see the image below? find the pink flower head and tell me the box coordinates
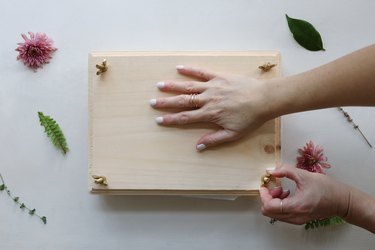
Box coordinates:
[296,141,331,174]
[15,32,57,71]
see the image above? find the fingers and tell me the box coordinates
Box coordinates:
[176,65,217,81]
[156,109,207,126]
[260,186,291,218]
[269,186,283,198]
[156,81,207,94]
[150,94,206,109]
[196,129,239,151]
[270,165,301,184]
[268,186,290,199]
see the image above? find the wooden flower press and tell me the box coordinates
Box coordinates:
[89,51,281,195]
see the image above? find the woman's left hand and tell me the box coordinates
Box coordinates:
[150,65,274,151]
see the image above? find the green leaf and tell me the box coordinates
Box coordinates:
[20,203,26,209]
[38,112,69,155]
[0,184,5,191]
[305,216,345,230]
[13,197,19,202]
[286,14,325,51]
[29,209,36,215]
[41,216,47,224]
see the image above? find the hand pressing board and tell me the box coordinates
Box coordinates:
[89,51,281,195]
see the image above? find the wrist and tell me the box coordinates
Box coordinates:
[335,182,352,219]
[261,77,294,119]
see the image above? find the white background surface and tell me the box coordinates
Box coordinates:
[1,0,375,249]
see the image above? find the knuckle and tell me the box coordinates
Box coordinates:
[159,99,166,106]
[210,95,222,105]
[205,136,216,146]
[178,112,189,124]
[206,109,223,121]
[185,82,195,93]
[177,96,187,108]
[167,82,176,90]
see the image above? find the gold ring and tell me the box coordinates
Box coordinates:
[190,94,199,109]
[280,200,283,213]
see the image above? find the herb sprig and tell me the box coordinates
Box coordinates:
[0,173,47,224]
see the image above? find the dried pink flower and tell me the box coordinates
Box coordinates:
[15,32,57,71]
[296,141,331,174]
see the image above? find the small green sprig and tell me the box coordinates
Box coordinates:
[38,111,69,155]
[0,173,47,224]
[305,216,345,230]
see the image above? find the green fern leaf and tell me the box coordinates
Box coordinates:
[38,112,69,155]
[305,216,345,230]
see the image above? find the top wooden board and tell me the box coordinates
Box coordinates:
[89,51,281,195]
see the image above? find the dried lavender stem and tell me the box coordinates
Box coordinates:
[337,107,372,148]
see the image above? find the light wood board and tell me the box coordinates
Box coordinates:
[89,51,281,195]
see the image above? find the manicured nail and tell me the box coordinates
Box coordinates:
[156,81,165,89]
[266,167,276,173]
[197,144,206,151]
[149,99,157,107]
[155,116,164,124]
[176,65,184,70]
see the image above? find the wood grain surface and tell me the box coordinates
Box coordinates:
[89,51,281,195]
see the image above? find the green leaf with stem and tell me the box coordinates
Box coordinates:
[286,14,325,51]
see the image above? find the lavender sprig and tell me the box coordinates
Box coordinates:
[338,107,372,148]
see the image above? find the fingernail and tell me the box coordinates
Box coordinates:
[176,65,184,70]
[197,144,206,151]
[271,186,282,191]
[266,167,276,173]
[155,117,164,124]
[156,81,165,89]
[149,99,157,107]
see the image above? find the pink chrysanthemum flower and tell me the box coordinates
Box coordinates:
[15,32,57,71]
[296,141,331,174]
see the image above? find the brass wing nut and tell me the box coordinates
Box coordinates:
[92,175,108,186]
[259,63,277,72]
[261,173,272,187]
[96,59,108,75]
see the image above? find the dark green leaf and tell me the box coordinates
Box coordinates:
[29,209,36,215]
[20,203,26,209]
[0,184,5,191]
[286,14,325,51]
[41,216,47,224]
[13,197,19,202]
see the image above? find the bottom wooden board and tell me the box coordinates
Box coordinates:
[89,51,281,195]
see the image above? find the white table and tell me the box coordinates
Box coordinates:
[1,0,374,249]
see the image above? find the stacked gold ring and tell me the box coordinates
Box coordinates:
[189,94,199,109]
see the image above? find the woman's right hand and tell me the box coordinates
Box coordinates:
[260,165,351,225]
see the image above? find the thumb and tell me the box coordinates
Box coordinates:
[196,129,239,151]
